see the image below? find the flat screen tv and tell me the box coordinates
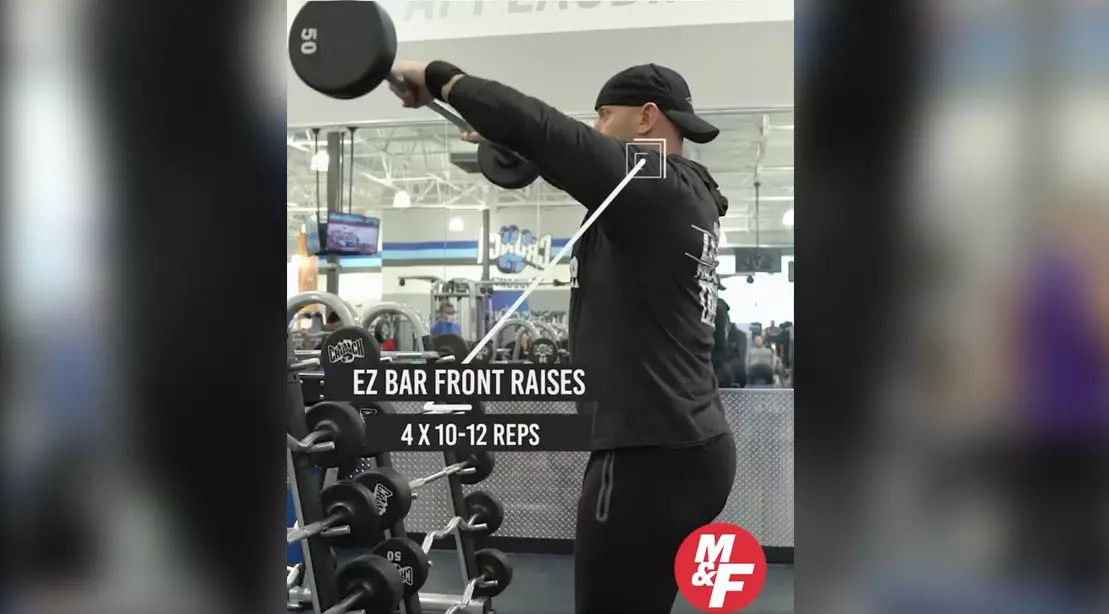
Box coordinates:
[324,212,380,256]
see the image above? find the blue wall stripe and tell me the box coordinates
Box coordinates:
[336,255,382,267]
[383,241,477,250]
[383,248,477,261]
[315,237,574,267]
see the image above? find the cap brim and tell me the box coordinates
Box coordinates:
[664,109,720,144]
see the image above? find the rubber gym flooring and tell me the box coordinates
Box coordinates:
[293,552,795,613]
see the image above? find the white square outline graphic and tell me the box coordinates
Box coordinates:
[626,138,667,180]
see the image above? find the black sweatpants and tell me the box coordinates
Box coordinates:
[574,433,737,614]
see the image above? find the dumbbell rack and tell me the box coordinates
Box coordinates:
[350,428,496,613]
[287,334,497,614]
[287,335,340,611]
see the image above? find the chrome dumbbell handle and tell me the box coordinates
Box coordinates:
[443,576,497,614]
[408,461,476,489]
[286,432,336,455]
[419,513,484,554]
[286,516,351,545]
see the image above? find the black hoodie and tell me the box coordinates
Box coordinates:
[448,76,732,450]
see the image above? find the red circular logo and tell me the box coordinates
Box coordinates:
[674,522,767,612]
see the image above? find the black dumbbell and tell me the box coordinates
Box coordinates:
[322,554,403,614]
[526,338,559,364]
[286,481,379,548]
[288,401,365,467]
[370,491,505,597]
[473,548,514,598]
[288,1,544,191]
[354,451,495,526]
[430,332,469,363]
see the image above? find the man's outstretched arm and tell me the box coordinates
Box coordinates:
[437,72,668,213]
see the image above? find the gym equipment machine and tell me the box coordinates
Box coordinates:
[296,299,449,404]
[396,276,493,341]
[360,302,435,356]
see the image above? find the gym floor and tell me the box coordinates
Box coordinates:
[415,551,794,613]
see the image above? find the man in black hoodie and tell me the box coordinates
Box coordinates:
[391,62,736,614]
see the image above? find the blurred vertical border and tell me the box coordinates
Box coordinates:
[4,0,287,612]
[798,0,1109,612]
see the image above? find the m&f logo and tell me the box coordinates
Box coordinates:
[327,338,365,365]
[674,523,766,612]
[488,225,552,274]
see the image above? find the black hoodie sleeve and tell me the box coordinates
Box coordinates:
[445,75,692,243]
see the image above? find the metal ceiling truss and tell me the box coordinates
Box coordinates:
[287,108,794,245]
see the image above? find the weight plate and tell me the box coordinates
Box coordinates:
[527,338,558,364]
[372,537,431,596]
[431,333,470,363]
[336,554,404,613]
[304,401,365,467]
[288,1,399,100]
[460,450,495,485]
[372,319,392,343]
[463,490,504,536]
[473,548,513,598]
[354,400,395,457]
[354,467,412,527]
[477,142,539,189]
[320,481,380,548]
[469,341,494,364]
[319,326,381,370]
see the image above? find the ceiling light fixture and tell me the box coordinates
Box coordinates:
[782,208,795,228]
[392,190,411,208]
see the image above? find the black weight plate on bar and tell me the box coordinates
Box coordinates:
[431,333,470,362]
[459,450,495,485]
[304,401,365,467]
[477,142,539,189]
[372,537,431,596]
[336,554,404,612]
[473,548,513,598]
[463,490,504,535]
[354,467,412,526]
[527,338,559,364]
[288,1,398,100]
[319,326,381,370]
[320,481,380,548]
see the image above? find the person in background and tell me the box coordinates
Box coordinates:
[505,332,531,361]
[373,325,397,352]
[746,335,778,386]
[726,324,748,388]
[765,319,781,340]
[315,311,343,351]
[712,298,734,387]
[429,301,463,337]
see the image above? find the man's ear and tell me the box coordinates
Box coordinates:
[639,103,662,134]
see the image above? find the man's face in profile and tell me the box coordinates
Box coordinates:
[593,105,647,141]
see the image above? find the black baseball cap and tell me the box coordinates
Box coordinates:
[594,64,720,144]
